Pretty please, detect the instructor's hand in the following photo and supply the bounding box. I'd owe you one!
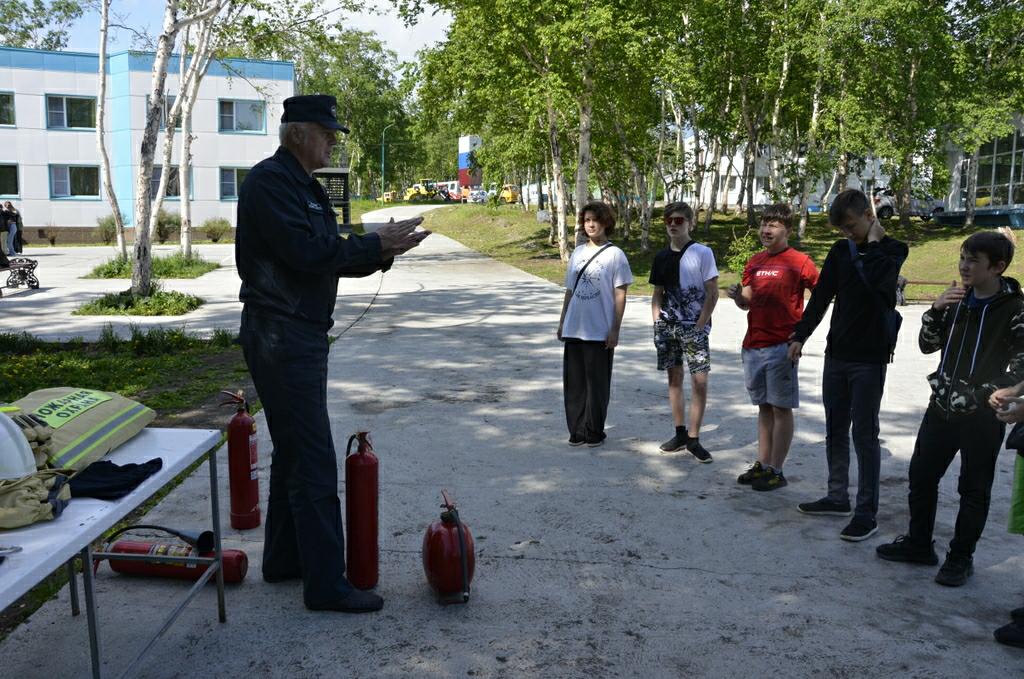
[787,340,803,363]
[377,217,430,258]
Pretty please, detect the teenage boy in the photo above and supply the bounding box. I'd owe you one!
[728,204,819,491]
[650,202,719,462]
[877,232,1024,586]
[788,189,908,541]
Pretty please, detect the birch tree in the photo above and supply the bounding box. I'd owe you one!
[96,0,127,258]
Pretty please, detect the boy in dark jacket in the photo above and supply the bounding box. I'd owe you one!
[789,189,908,541]
[877,231,1024,586]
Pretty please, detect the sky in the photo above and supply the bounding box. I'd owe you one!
[65,0,450,64]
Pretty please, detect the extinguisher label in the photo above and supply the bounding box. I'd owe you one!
[148,543,197,567]
[248,433,258,479]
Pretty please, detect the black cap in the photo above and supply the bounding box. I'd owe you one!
[281,94,349,134]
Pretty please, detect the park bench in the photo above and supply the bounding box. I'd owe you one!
[0,257,40,297]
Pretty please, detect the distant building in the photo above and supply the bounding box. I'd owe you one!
[0,46,294,242]
[941,118,1024,227]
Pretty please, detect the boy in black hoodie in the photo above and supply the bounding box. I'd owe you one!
[877,231,1024,586]
[788,189,908,541]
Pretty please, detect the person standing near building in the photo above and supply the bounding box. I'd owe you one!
[728,204,819,491]
[650,202,719,462]
[788,189,908,541]
[236,94,429,613]
[1,201,17,255]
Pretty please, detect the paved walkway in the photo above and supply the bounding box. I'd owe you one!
[1,208,1022,677]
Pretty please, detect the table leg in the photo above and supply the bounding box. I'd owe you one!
[81,544,103,679]
[208,447,226,623]
[68,557,80,616]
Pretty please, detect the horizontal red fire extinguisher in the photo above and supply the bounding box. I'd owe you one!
[103,525,248,584]
[345,431,378,590]
[221,389,260,530]
[422,489,475,604]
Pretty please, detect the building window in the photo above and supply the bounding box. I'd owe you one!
[0,164,17,195]
[152,165,183,198]
[46,95,96,129]
[147,94,181,130]
[0,93,14,125]
[966,130,1020,208]
[219,168,250,199]
[219,100,265,133]
[50,165,100,198]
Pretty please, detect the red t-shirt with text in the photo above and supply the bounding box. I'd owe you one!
[741,248,819,349]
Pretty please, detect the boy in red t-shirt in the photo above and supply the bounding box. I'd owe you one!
[727,204,819,491]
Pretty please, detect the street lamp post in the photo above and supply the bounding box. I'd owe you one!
[380,122,396,199]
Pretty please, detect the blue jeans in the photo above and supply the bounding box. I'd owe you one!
[822,356,887,521]
[239,306,354,607]
[5,222,15,255]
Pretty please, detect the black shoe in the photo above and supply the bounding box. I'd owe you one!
[935,552,973,587]
[568,436,585,447]
[995,621,1024,648]
[752,469,787,491]
[737,461,765,485]
[797,498,852,516]
[1012,606,1024,624]
[686,440,712,463]
[875,535,939,565]
[659,433,689,452]
[840,518,878,542]
[586,433,607,448]
[263,570,302,583]
[306,589,384,613]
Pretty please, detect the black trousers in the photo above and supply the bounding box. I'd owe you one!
[240,307,353,607]
[563,340,614,442]
[908,405,1005,557]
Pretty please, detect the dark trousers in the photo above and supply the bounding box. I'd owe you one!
[563,340,614,442]
[822,357,887,521]
[240,307,353,607]
[908,405,1005,557]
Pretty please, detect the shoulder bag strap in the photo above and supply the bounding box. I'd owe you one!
[572,243,613,292]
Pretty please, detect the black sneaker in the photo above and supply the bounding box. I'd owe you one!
[840,518,878,542]
[306,589,384,613]
[568,437,585,447]
[752,469,787,491]
[686,440,712,463]
[1012,606,1024,624]
[737,461,765,485]
[797,498,852,516]
[659,433,689,452]
[935,552,973,587]
[587,433,607,448]
[875,535,939,565]
[995,621,1024,648]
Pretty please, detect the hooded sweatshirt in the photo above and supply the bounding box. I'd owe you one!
[919,276,1024,416]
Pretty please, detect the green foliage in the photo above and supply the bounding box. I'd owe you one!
[155,209,181,244]
[96,214,119,245]
[724,229,762,274]
[85,253,217,279]
[0,331,44,354]
[97,323,120,352]
[0,0,84,51]
[127,324,193,356]
[210,327,236,349]
[74,287,204,317]
[86,255,131,278]
[201,217,231,243]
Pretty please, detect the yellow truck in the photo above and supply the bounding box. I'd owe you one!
[498,184,520,204]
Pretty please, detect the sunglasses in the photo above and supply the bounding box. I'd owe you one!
[664,217,689,226]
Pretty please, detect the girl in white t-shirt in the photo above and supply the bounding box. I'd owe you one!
[556,201,633,447]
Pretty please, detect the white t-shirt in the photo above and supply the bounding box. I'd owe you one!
[652,242,719,325]
[562,243,633,341]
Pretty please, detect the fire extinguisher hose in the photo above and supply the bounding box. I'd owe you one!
[452,508,470,603]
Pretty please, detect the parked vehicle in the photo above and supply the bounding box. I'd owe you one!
[872,186,896,219]
[379,191,395,203]
[404,179,437,202]
[469,188,487,204]
[909,192,945,221]
[498,184,520,204]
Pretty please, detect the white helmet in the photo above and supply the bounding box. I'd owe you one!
[0,412,35,481]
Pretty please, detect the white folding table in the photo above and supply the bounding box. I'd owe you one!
[0,428,224,678]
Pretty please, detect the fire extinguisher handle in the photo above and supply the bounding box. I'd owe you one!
[441,489,455,510]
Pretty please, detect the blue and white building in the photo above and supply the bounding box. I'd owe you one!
[0,46,293,240]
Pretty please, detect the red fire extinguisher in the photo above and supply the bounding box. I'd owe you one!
[422,489,475,604]
[221,390,260,530]
[103,525,248,584]
[345,431,378,590]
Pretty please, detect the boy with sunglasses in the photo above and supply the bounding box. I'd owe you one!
[650,202,719,462]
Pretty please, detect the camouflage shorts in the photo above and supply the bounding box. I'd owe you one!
[654,321,711,373]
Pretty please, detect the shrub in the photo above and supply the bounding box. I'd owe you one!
[85,253,216,279]
[0,331,44,354]
[97,323,121,352]
[74,285,204,317]
[725,229,762,273]
[86,255,131,278]
[202,217,231,243]
[44,225,58,246]
[155,209,181,244]
[210,327,236,348]
[127,324,193,356]
[96,214,119,245]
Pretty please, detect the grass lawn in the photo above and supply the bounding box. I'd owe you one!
[0,327,256,641]
[421,205,1023,301]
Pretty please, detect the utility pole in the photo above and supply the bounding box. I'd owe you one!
[380,122,396,199]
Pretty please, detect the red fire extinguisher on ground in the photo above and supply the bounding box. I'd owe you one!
[345,431,378,590]
[422,489,475,604]
[221,390,260,530]
[103,525,248,584]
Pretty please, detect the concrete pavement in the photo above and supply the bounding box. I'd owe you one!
[1,208,1023,677]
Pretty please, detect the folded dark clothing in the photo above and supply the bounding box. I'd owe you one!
[70,458,163,500]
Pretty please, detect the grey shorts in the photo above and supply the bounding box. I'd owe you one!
[742,343,799,408]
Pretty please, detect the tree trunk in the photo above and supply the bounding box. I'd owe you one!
[96,0,127,259]
[965,149,979,228]
[798,70,823,238]
[574,46,593,237]
[898,57,919,229]
[688,104,704,208]
[547,96,569,261]
[703,139,723,235]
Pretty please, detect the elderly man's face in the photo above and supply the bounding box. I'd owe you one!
[306,123,338,171]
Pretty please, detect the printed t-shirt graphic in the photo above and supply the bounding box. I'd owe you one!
[649,242,719,325]
[562,244,633,342]
[741,247,819,348]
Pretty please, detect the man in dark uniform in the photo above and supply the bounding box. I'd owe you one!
[236,94,428,612]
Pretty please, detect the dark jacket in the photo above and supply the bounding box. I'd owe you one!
[792,236,908,364]
[236,147,390,330]
[919,277,1024,416]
